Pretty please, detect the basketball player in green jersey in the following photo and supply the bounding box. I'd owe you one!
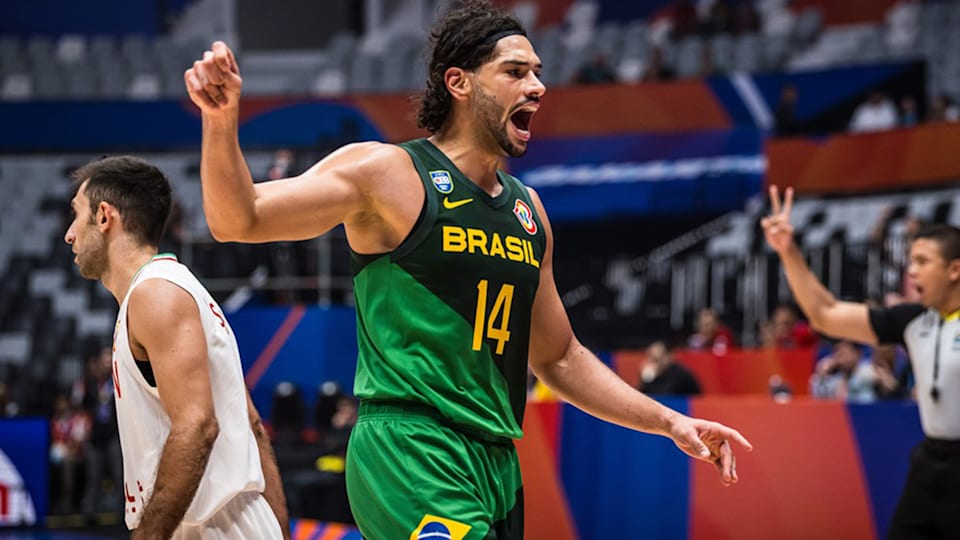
[185,1,752,537]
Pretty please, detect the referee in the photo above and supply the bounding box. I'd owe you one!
[763,185,960,540]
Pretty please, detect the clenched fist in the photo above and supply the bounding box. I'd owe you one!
[184,41,242,114]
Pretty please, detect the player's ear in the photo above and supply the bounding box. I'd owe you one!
[445,67,471,101]
[948,258,960,281]
[97,202,115,230]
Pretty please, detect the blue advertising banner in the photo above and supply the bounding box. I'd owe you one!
[0,418,47,526]
[0,100,382,152]
[227,306,358,419]
[509,129,764,221]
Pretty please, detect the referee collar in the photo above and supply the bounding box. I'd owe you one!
[940,307,960,322]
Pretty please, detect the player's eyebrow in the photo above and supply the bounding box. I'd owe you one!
[501,59,543,70]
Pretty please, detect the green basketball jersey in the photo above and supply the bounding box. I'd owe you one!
[351,138,546,439]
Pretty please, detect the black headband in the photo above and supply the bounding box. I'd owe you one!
[481,29,525,47]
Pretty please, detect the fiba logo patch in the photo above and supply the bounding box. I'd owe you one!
[430,170,453,193]
[411,514,471,540]
[513,199,537,235]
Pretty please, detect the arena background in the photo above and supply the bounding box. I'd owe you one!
[0,0,958,539]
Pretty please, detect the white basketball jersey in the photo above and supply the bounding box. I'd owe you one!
[112,254,264,530]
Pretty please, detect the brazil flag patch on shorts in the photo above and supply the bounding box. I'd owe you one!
[410,514,472,540]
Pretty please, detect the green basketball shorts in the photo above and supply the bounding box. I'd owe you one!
[345,400,524,539]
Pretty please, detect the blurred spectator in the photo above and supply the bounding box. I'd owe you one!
[872,343,914,400]
[774,84,801,136]
[849,91,898,133]
[670,0,700,39]
[639,341,702,396]
[271,381,307,445]
[264,149,307,303]
[687,308,734,355]
[810,340,876,403]
[926,92,960,123]
[761,304,817,349]
[50,392,90,514]
[314,381,344,435]
[574,53,618,85]
[267,148,297,180]
[701,0,733,35]
[0,381,19,417]
[732,0,760,35]
[899,95,919,127]
[768,375,792,403]
[870,208,923,303]
[79,347,122,515]
[320,395,357,457]
[641,46,676,82]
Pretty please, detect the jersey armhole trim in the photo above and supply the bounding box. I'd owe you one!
[391,140,438,262]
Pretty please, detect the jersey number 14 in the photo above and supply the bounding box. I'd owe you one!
[472,280,514,355]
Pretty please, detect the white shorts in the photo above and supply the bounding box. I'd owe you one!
[169,491,284,540]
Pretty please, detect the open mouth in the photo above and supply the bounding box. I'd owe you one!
[510,109,533,140]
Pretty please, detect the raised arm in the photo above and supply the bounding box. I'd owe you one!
[184,41,403,244]
[127,280,219,539]
[761,186,878,345]
[525,189,751,486]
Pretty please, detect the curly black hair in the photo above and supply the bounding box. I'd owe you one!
[417,0,526,133]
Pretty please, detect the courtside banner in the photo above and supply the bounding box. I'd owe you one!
[509,129,764,221]
[767,122,960,194]
[0,418,46,526]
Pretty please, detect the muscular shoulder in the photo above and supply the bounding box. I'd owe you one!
[128,279,200,352]
[308,141,410,185]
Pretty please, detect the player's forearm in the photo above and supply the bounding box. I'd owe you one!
[252,416,290,539]
[132,419,219,540]
[534,342,680,437]
[200,113,259,242]
[779,243,838,329]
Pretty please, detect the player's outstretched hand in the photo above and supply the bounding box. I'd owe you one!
[761,185,796,255]
[184,41,242,114]
[669,415,753,487]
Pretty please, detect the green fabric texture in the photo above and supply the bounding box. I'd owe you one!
[346,402,523,539]
[350,138,546,439]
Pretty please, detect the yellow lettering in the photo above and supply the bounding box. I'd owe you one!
[443,226,467,252]
[505,236,525,262]
[467,228,488,255]
[489,233,506,259]
[445,228,538,269]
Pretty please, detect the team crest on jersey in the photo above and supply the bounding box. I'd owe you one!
[430,170,453,193]
[410,514,471,540]
[513,199,537,235]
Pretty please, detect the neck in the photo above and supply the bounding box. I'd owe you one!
[101,240,159,303]
[936,287,960,317]
[429,123,504,196]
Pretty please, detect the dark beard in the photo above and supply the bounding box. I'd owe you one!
[77,236,108,280]
[475,86,527,158]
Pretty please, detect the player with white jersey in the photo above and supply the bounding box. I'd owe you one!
[64,155,289,539]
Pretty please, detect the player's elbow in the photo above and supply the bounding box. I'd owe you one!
[195,413,220,448]
[203,205,258,243]
[807,314,828,334]
[207,220,259,244]
[208,223,236,243]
